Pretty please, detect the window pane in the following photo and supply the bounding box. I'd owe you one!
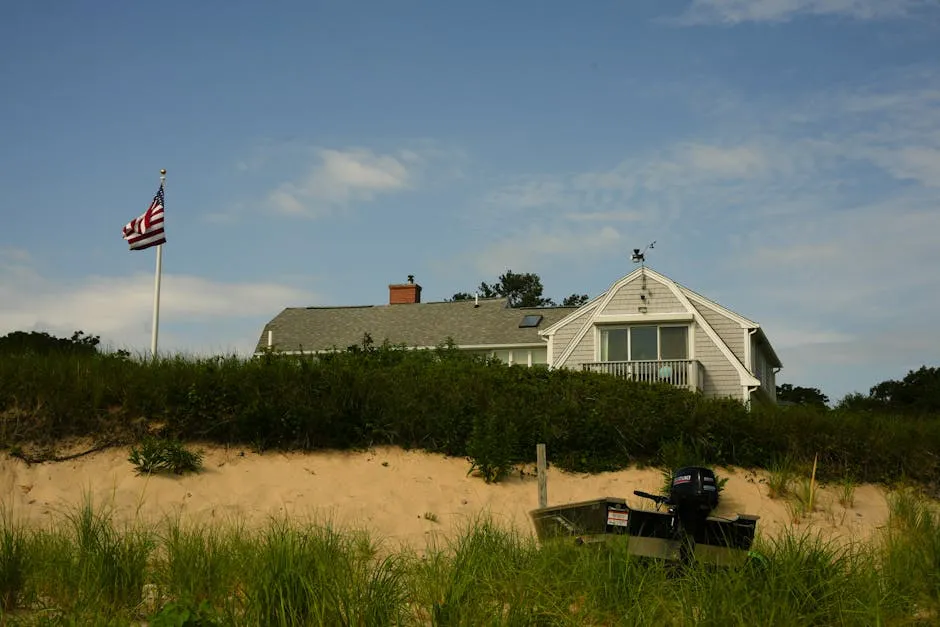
[530,347,548,365]
[493,349,511,363]
[660,326,688,359]
[630,326,658,360]
[601,329,628,361]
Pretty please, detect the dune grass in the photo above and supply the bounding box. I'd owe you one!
[0,490,938,625]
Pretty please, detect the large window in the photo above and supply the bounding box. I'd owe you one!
[599,325,688,361]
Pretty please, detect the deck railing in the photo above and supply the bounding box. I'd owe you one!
[582,359,702,391]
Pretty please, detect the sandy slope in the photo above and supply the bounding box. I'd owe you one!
[0,443,892,552]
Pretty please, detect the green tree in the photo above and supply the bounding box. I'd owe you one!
[776,383,829,408]
[838,366,940,415]
[562,293,589,307]
[451,271,589,308]
[0,330,100,355]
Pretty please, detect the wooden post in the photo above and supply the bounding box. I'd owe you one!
[537,443,547,509]
[809,453,818,512]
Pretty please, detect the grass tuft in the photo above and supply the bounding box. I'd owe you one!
[0,508,30,613]
[0,497,937,623]
[128,437,204,475]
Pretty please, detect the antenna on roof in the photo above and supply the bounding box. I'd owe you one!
[631,241,656,267]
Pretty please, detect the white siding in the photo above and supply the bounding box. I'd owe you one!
[599,273,684,316]
[564,328,596,370]
[694,321,741,399]
[549,308,594,364]
[751,338,777,401]
[690,301,746,365]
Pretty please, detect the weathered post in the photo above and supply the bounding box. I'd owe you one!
[537,443,547,508]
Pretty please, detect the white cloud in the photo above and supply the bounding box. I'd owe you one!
[564,210,646,222]
[471,140,826,277]
[486,140,814,229]
[0,252,316,355]
[672,0,921,25]
[267,147,417,218]
[0,247,30,264]
[868,146,940,187]
[472,226,622,276]
[736,196,940,317]
[767,326,856,349]
[469,68,940,402]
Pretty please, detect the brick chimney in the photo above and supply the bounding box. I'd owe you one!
[388,274,422,304]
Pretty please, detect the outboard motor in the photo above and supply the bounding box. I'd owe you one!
[669,466,719,543]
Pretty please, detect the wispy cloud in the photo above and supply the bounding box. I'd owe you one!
[467,65,940,399]
[267,147,420,218]
[0,251,317,355]
[485,139,823,229]
[670,0,923,25]
[471,225,622,276]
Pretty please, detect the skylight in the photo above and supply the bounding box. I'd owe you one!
[519,314,543,328]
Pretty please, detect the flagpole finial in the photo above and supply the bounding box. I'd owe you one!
[160,169,166,176]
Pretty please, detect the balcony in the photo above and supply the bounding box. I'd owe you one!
[582,359,702,392]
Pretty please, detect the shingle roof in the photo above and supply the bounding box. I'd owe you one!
[255,297,577,354]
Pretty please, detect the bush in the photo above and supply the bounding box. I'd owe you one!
[129,438,204,475]
[1,345,939,487]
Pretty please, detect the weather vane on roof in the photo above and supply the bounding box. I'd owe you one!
[631,241,656,267]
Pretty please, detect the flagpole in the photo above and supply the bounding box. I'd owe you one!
[150,168,166,359]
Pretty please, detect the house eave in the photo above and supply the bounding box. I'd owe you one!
[753,326,783,369]
[256,340,549,357]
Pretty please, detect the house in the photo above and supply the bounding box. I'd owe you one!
[254,267,782,405]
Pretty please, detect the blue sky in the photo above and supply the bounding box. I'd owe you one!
[2,0,939,403]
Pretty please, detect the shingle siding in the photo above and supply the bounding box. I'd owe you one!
[549,307,595,364]
[600,274,684,315]
[694,322,742,399]
[566,326,596,368]
[689,301,746,365]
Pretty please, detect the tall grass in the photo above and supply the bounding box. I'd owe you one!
[0,492,938,625]
[3,347,940,488]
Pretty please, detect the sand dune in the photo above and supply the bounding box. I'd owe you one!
[0,443,892,551]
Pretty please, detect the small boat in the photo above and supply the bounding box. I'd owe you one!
[529,466,761,567]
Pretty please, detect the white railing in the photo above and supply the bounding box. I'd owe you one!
[582,360,701,391]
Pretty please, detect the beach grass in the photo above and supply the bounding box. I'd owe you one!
[0,490,937,625]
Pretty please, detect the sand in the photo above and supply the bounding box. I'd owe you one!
[0,443,894,552]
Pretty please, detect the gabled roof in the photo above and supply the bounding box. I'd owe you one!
[255,297,577,354]
[538,265,781,385]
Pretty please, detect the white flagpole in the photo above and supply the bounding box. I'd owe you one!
[150,168,166,359]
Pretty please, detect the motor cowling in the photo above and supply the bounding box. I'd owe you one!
[669,466,719,542]
[670,466,720,511]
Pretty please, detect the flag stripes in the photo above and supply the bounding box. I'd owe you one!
[123,183,166,251]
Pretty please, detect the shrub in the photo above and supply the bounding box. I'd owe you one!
[128,437,204,475]
[1,345,939,487]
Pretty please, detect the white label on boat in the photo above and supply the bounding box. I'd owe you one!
[607,510,629,526]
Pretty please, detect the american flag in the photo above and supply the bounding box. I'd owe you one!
[122,183,166,251]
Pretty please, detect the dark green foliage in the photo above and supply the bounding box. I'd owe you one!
[0,515,29,612]
[777,383,830,408]
[561,293,590,307]
[451,269,576,307]
[149,600,222,627]
[0,330,99,356]
[839,366,940,416]
[1,345,940,487]
[128,438,204,475]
